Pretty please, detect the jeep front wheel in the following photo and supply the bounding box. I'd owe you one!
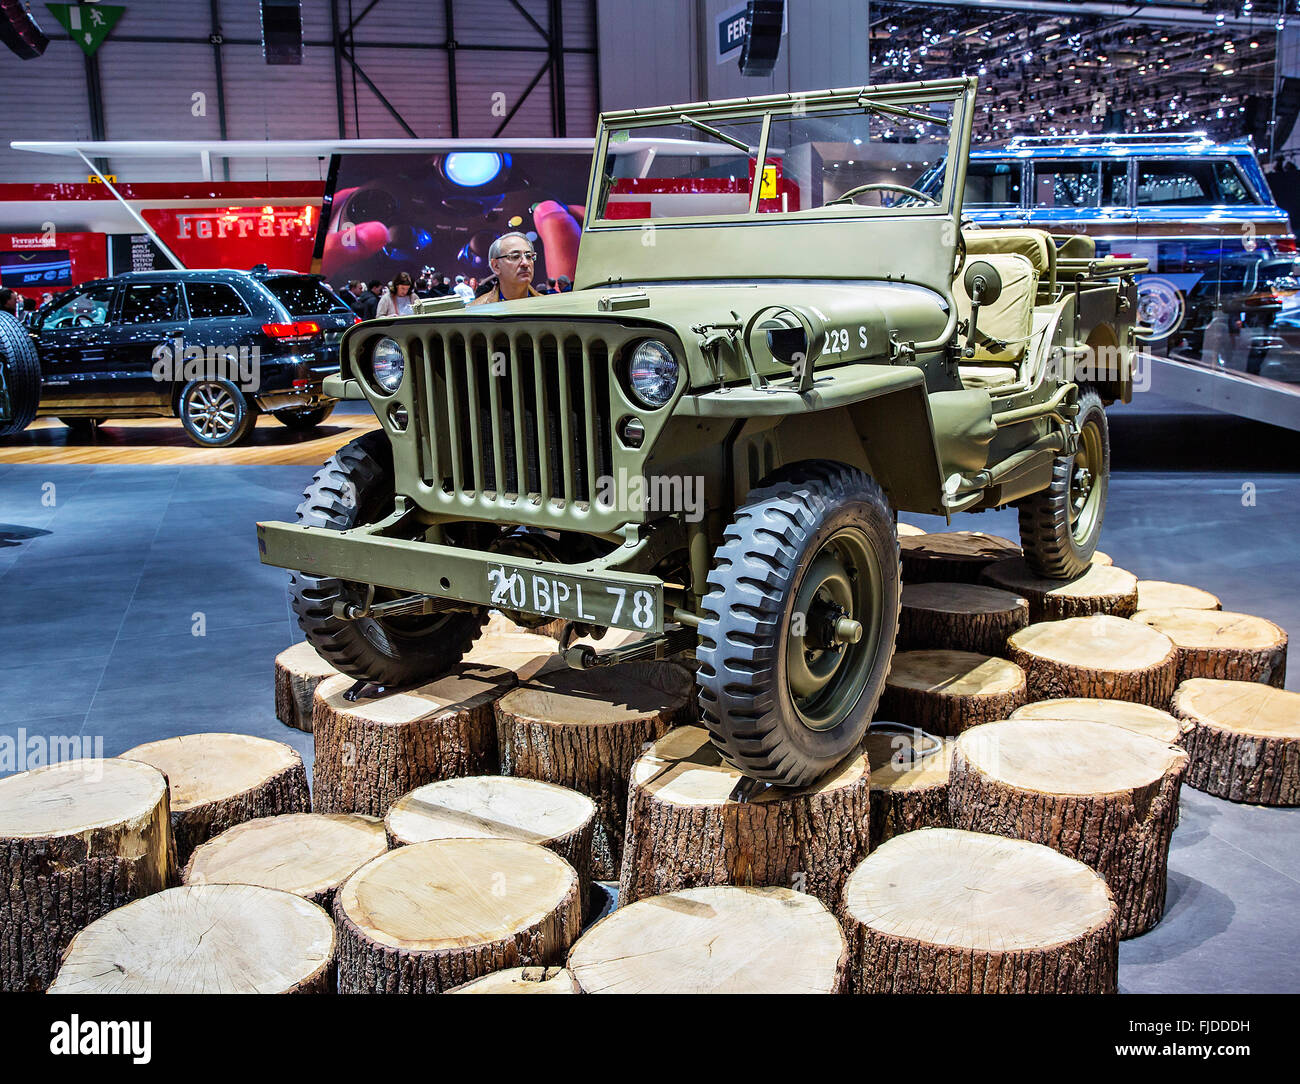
[695,462,900,788]
[0,312,40,438]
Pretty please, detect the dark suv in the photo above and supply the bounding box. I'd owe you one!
[0,267,357,446]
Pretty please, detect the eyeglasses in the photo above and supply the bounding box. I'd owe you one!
[497,251,537,264]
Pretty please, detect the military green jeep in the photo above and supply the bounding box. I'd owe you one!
[257,77,1145,788]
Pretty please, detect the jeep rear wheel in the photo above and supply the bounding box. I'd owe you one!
[0,312,40,438]
[289,430,487,687]
[275,404,335,430]
[695,461,900,788]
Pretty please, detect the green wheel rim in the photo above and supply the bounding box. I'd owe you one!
[1071,415,1104,545]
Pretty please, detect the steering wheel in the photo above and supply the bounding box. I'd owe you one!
[827,182,940,208]
[74,314,95,328]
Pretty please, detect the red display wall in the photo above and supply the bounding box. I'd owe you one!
[0,231,107,302]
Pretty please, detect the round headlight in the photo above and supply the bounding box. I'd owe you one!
[627,340,680,409]
[371,337,405,393]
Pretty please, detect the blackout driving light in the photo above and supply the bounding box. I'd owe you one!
[627,340,680,408]
[370,337,405,393]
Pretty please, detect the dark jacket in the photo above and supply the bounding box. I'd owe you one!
[354,291,381,320]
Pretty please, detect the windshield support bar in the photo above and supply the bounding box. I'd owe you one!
[677,113,753,154]
[857,96,950,128]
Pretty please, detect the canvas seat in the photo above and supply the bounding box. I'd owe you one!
[962,227,1055,288]
[952,251,1038,391]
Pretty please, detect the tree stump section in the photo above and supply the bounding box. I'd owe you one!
[384,776,596,905]
[49,884,335,994]
[568,885,847,994]
[311,664,514,817]
[274,641,339,733]
[1009,697,1189,744]
[618,726,870,912]
[1133,609,1288,688]
[495,660,696,880]
[862,725,955,850]
[877,649,1027,737]
[1091,551,1113,566]
[334,837,582,994]
[447,966,580,994]
[839,828,1117,993]
[948,718,1188,937]
[896,523,926,537]
[182,812,388,911]
[0,758,176,992]
[121,733,311,864]
[898,582,1030,656]
[981,558,1138,622]
[1136,580,1221,613]
[900,530,1021,584]
[1171,679,1300,806]
[1007,615,1178,708]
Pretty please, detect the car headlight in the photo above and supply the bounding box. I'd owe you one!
[371,337,405,393]
[627,340,680,408]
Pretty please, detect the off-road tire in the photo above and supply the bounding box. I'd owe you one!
[1017,386,1109,579]
[178,377,257,447]
[275,404,335,430]
[695,461,900,788]
[289,430,487,687]
[0,312,40,438]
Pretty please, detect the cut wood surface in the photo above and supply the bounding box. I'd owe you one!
[1009,698,1188,744]
[182,812,387,909]
[49,884,336,994]
[446,966,580,994]
[274,640,340,732]
[862,726,955,850]
[898,581,1030,656]
[495,660,696,879]
[0,758,176,992]
[900,530,1022,584]
[471,614,645,680]
[311,664,514,817]
[981,558,1139,621]
[1136,580,1221,613]
[1133,608,1287,688]
[839,828,1117,993]
[896,523,926,537]
[618,726,870,911]
[878,649,1027,736]
[568,885,847,994]
[1172,679,1300,806]
[1007,615,1178,707]
[1092,551,1113,566]
[334,837,582,994]
[120,733,310,864]
[949,718,1188,937]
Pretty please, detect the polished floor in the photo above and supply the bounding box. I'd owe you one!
[0,395,1297,993]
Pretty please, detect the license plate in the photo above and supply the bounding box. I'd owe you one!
[485,563,663,633]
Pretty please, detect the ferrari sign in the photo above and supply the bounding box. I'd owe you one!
[46,4,125,57]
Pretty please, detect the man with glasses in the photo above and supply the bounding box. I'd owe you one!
[470,231,543,306]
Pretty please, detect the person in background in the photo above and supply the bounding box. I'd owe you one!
[415,275,436,299]
[452,275,476,304]
[470,231,542,306]
[355,280,383,320]
[0,288,19,319]
[377,271,417,318]
[338,280,362,308]
[556,275,572,293]
[535,280,552,294]
[436,276,452,296]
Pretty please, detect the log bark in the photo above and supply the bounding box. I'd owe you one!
[446,966,579,994]
[981,558,1139,622]
[311,664,515,817]
[1006,615,1178,708]
[1136,580,1221,613]
[839,828,1119,993]
[334,838,582,994]
[274,641,339,733]
[877,649,1027,737]
[1133,609,1287,688]
[1009,697,1189,744]
[495,660,696,880]
[618,727,870,913]
[0,758,176,992]
[121,733,311,863]
[48,883,336,993]
[1172,679,1300,806]
[861,726,954,851]
[900,530,1021,584]
[948,718,1188,938]
[568,885,848,994]
[898,581,1030,656]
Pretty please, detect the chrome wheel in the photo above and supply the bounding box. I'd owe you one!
[186,381,239,442]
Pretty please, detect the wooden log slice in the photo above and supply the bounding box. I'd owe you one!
[1009,697,1189,744]
[121,733,311,863]
[465,625,567,682]
[311,664,514,817]
[896,522,926,537]
[839,828,1117,993]
[274,641,339,733]
[334,837,582,994]
[898,582,1030,656]
[1133,609,1288,688]
[618,726,870,912]
[949,718,1188,937]
[384,776,596,904]
[1091,551,1113,566]
[981,558,1138,622]
[447,966,579,994]
[862,724,955,850]
[0,758,176,992]
[49,883,335,994]
[877,649,1027,737]
[1136,580,1221,613]
[1171,679,1300,806]
[495,660,696,879]
[182,812,388,910]
[900,530,1021,584]
[1006,615,1178,708]
[568,885,847,994]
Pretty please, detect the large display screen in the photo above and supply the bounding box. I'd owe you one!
[1,248,72,289]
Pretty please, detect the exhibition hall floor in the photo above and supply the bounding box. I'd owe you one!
[1,397,1297,994]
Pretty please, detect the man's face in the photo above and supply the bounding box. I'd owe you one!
[491,238,536,287]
